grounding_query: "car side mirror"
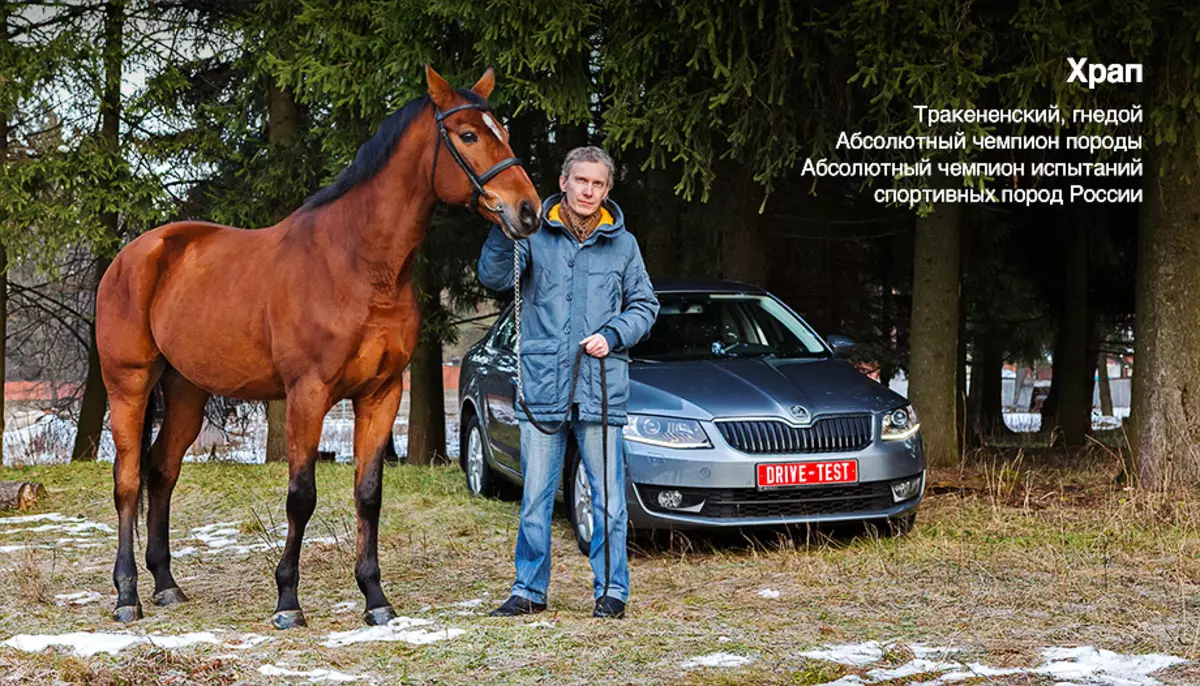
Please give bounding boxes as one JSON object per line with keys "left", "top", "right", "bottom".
{"left": 827, "top": 335, "right": 855, "bottom": 359}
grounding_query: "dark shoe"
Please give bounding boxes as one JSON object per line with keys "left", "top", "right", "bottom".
{"left": 489, "top": 595, "right": 546, "bottom": 617}
{"left": 593, "top": 596, "right": 626, "bottom": 618}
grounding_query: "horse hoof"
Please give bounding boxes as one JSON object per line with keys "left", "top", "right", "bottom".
{"left": 271, "top": 610, "right": 308, "bottom": 630}
{"left": 112, "top": 604, "right": 143, "bottom": 623}
{"left": 152, "top": 587, "right": 189, "bottom": 607}
{"left": 363, "top": 605, "right": 396, "bottom": 626}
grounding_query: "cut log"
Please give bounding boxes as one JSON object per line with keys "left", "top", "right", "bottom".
{"left": 0, "top": 481, "right": 46, "bottom": 511}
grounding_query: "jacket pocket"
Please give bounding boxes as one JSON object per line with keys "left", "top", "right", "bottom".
{"left": 601, "top": 355, "right": 630, "bottom": 406}
{"left": 517, "top": 338, "right": 560, "bottom": 406}
{"left": 587, "top": 267, "right": 622, "bottom": 330}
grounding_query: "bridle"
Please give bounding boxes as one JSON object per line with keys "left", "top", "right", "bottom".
{"left": 431, "top": 101, "right": 524, "bottom": 213}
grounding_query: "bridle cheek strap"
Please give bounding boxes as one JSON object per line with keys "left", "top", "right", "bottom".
{"left": 430, "top": 102, "right": 524, "bottom": 213}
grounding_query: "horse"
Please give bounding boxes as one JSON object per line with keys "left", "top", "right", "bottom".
{"left": 95, "top": 66, "right": 541, "bottom": 629}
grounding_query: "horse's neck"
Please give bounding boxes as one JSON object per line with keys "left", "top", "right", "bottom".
{"left": 309, "top": 123, "right": 439, "bottom": 290}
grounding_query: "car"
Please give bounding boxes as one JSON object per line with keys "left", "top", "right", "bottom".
{"left": 457, "top": 280, "right": 926, "bottom": 554}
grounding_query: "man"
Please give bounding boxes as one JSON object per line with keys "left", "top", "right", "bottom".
{"left": 477, "top": 146, "right": 659, "bottom": 619}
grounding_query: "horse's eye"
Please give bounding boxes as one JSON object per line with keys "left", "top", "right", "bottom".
{"left": 460, "top": 131, "right": 479, "bottom": 144}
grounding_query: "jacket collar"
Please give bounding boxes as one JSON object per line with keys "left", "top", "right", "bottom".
{"left": 541, "top": 193, "right": 625, "bottom": 241}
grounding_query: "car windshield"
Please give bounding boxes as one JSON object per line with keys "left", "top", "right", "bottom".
{"left": 631, "top": 293, "right": 830, "bottom": 361}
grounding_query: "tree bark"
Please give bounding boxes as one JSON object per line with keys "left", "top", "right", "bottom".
{"left": 0, "top": 2, "right": 8, "bottom": 465}
{"left": 1132, "top": 142, "right": 1200, "bottom": 488}
{"left": 72, "top": 0, "right": 124, "bottom": 462}
{"left": 640, "top": 164, "right": 681, "bottom": 279}
{"left": 1098, "top": 353, "right": 1114, "bottom": 417}
{"left": 0, "top": 482, "right": 45, "bottom": 511}
{"left": 263, "top": 74, "right": 302, "bottom": 463}
{"left": 907, "top": 204, "right": 961, "bottom": 467}
{"left": 1056, "top": 223, "right": 1091, "bottom": 446}
{"left": 406, "top": 255, "right": 445, "bottom": 466}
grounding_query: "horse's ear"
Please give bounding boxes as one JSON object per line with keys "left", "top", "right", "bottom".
{"left": 471, "top": 67, "right": 495, "bottom": 100}
{"left": 425, "top": 64, "right": 455, "bottom": 110}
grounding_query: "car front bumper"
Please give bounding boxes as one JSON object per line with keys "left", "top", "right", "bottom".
{"left": 621, "top": 425, "right": 926, "bottom": 531}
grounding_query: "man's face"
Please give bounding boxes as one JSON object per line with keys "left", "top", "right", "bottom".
{"left": 559, "top": 160, "right": 611, "bottom": 217}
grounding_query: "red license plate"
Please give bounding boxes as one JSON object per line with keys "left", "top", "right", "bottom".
{"left": 756, "top": 460, "right": 858, "bottom": 488}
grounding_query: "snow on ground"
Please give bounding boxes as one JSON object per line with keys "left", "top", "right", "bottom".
{"left": 802, "top": 641, "right": 1187, "bottom": 686}
{"left": 54, "top": 591, "right": 104, "bottom": 606}
{"left": 176, "top": 521, "right": 340, "bottom": 558}
{"left": 1004, "top": 407, "right": 1130, "bottom": 433}
{"left": 0, "top": 513, "right": 115, "bottom": 555}
{"left": 257, "top": 665, "right": 363, "bottom": 683}
{"left": 680, "top": 652, "right": 754, "bottom": 669}
{"left": 756, "top": 588, "right": 781, "bottom": 599}
{"left": 321, "top": 617, "right": 465, "bottom": 648}
{"left": 1, "top": 630, "right": 273, "bottom": 658}
{"left": 2, "top": 406, "right": 460, "bottom": 467}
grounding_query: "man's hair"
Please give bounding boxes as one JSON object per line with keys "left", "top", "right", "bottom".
{"left": 560, "top": 146, "right": 616, "bottom": 187}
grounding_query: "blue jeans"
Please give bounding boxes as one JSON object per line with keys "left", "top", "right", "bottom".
{"left": 510, "top": 410, "right": 629, "bottom": 604}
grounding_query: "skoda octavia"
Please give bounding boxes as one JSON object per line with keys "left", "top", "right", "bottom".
{"left": 458, "top": 281, "right": 926, "bottom": 553}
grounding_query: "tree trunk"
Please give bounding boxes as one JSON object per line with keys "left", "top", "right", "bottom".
{"left": 72, "top": 0, "right": 124, "bottom": 462}
{"left": 907, "top": 204, "right": 961, "bottom": 467}
{"left": 1056, "top": 223, "right": 1091, "bottom": 446}
{"left": 1098, "top": 353, "right": 1114, "bottom": 417}
{"left": 263, "top": 73, "right": 302, "bottom": 463}
{"left": 0, "top": 3, "right": 8, "bottom": 465}
{"left": 0, "top": 482, "right": 45, "bottom": 511}
{"left": 406, "top": 255, "right": 445, "bottom": 466}
{"left": 639, "top": 164, "right": 681, "bottom": 279}
{"left": 719, "top": 165, "right": 767, "bottom": 286}
{"left": 1132, "top": 141, "right": 1200, "bottom": 488}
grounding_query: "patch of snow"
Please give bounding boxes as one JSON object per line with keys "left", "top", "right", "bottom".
{"left": 802, "top": 641, "right": 1187, "bottom": 686}
{"left": 450, "top": 598, "right": 484, "bottom": 608}
{"left": 257, "top": 665, "right": 362, "bottom": 683}
{"left": 0, "top": 545, "right": 30, "bottom": 553}
{"left": 54, "top": 591, "right": 104, "bottom": 606}
{"left": 322, "top": 617, "right": 464, "bottom": 648}
{"left": 0, "top": 513, "right": 77, "bottom": 525}
{"left": 680, "top": 652, "right": 753, "bottom": 669}
{"left": 756, "top": 588, "right": 781, "bottom": 599}
{"left": 171, "top": 546, "right": 197, "bottom": 558}
{"left": 2, "top": 631, "right": 269, "bottom": 657}
{"left": 333, "top": 601, "right": 358, "bottom": 613}
{"left": 718, "top": 636, "right": 731, "bottom": 643}
{"left": 527, "top": 620, "right": 555, "bottom": 629}
{"left": 801, "top": 641, "right": 889, "bottom": 667}
{"left": 0, "top": 520, "right": 114, "bottom": 536}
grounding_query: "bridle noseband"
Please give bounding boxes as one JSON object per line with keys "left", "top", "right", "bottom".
{"left": 431, "top": 102, "right": 524, "bottom": 213}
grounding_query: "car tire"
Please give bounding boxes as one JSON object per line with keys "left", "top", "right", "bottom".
{"left": 565, "top": 451, "right": 593, "bottom": 556}
{"left": 461, "top": 414, "right": 496, "bottom": 498}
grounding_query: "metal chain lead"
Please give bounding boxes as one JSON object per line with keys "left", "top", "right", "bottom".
{"left": 513, "top": 240, "right": 523, "bottom": 404}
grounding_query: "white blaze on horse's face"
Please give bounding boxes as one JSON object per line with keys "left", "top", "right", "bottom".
{"left": 481, "top": 113, "right": 505, "bottom": 141}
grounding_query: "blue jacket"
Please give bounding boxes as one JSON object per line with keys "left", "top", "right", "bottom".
{"left": 477, "top": 194, "right": 659, "bottom": 426}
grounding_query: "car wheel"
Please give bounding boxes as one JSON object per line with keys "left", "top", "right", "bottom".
{"left": 461, "top": 415, "right": 495, "bottom": 498}
{"left": 566, "top": 452, "right": 593, "bottom": 556}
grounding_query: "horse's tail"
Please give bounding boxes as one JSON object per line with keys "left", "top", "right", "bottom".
{"left": 138, "top": 383, "right": 161, "bottom": 522}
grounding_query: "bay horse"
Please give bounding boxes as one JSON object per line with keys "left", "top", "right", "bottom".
{"left": 95, "top": 66, "right": 540, "bottom": 629}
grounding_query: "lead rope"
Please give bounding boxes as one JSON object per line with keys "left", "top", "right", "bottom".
{"left": 512, "top": 240, "right": 613, "bottom": 604}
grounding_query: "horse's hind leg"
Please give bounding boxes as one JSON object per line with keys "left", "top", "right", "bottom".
{"left": 272, "top": 380, "right": 332, "bottom": 630}
{"left": 103, "top": 362, "right": 163, "bottom": 623}
{"left": 146, "top": 369, "right": 210, "bottom": 606}
{"left": 352, "top": 382, "right": 404, "bottom": 626}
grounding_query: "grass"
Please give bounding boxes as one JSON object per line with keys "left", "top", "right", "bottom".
{"left": 0, "top": 450, "right": 1197, "bottom": 685}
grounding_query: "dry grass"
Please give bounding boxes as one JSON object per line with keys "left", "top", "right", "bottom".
{"left": 0, "top": 451, "right": 1197, "bottom": 685}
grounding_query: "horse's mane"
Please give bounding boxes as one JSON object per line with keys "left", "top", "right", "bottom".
{"left": 304, "top": 88, "right": 488, "bottom": 209}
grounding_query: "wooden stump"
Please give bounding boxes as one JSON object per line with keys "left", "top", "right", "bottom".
{"left": 0, "top": 481, "right": 45, "bottom": 511}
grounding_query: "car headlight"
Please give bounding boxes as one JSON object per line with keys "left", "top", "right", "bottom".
{"left": 623, "top": 415, "right": 711, "bottom": 449}
{"left": 881, "top": 405, "right": 920, "bottom": 441}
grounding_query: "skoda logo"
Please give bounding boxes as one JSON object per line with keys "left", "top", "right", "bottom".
{"left": 790, "top": 405, "right": 810, "bottom": 422}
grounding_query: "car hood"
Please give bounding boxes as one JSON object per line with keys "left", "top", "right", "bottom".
{"left": 629, "top": 357, "right": 906, "bottom": 421}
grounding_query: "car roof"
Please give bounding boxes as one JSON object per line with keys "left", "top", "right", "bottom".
{"left": 650, "top": 279, "right": 770, "bottom": 295}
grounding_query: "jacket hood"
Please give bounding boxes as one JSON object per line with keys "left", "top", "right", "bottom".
{"left": 628, "top": 357, "right": 907, "bottom": 421}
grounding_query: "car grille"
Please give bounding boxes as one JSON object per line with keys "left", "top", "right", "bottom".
{"left": 715, "top": 415, "right": 873, "bottom": 454}
{"left": 638, "top": 482, "right": 895, "bottom": 519}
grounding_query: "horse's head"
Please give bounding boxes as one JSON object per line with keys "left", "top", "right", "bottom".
{"left": 426, "top": 66, "right": 541, "bottom": 240}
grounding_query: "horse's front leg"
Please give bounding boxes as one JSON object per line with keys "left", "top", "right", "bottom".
{"left": 352, "top": 381, "right": 405, "bottom": 626}
{"left": 271, "top": 381, "right": 331, "bottom": 630}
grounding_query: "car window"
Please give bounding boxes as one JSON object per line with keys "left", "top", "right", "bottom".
{"left": 492, "top": 309, "right": 516, "bottom": 352}
{"left": 631, "top": 293, "right": 829, "bottom": 361}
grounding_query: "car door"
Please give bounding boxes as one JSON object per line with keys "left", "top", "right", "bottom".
{"left": 480, "top": 308, "right": 522, "bottom": 476}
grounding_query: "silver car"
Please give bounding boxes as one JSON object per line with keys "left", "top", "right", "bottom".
{"left": 458, "top": 281, "right": 926, "bottom": 553}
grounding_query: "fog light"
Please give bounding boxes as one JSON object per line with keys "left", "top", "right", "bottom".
{"left": 891, "top": 474, "right": 924, "bottom": 503}
{"left": 657, "top": 489, "right": 684, "bottom": 509}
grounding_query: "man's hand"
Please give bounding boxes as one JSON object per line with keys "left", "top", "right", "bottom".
{"left": 580, "top": 333, "right": 610, "bottom": 358}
